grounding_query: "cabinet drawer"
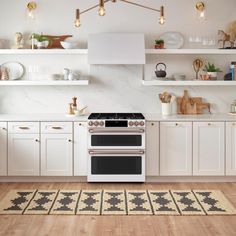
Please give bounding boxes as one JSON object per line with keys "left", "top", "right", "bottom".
{"left": 41, "top": 122, "right": 72, "bottom": 133}
{"left": 8, "top": 122, "right": 39, "bottom": 133}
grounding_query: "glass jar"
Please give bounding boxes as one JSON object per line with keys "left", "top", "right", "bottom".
{"left": 230, "top": 100, "right": 236, "bottom": 113}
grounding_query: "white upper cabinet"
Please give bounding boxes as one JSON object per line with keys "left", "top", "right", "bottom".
{"left": 146, "top": 121, "right": 159, "bottom": 176}
{"left": 0, "top": 122, "right": 7, "bottom": 176}
{"left": 160, "top": 122, "right": 192, "bottom": 176}
{"left": 226, "top": 122, "right": 236, "bottom": 176}
{"left": 193, "top": 122, "right": 225, "bottom": 176}
{"left": 88, "top": 33, "right": 145, "bottom": 64}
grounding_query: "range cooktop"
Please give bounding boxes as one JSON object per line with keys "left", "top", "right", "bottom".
{"left": 88, "top": 113, "right": 145, "bottom": 120}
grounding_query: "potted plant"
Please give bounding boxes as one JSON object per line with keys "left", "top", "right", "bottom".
{"left": 155, "top": 39, "right": 165, "bottom": 49}
{"left": 203, "top": 62, "right": 222, "bottom": 79}
{"left": 31, "top": 33, "right": 50, "bottom": 49}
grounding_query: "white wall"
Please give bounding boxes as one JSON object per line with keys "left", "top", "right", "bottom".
{"left": 0, "top": 0, "right": 236, "bottom": 114}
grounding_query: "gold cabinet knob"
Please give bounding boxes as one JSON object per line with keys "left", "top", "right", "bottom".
{"left": 35, "top": 139, "right": 40, "bottom": 142}
{"left": 175, "top": 123, "right": 178, "bottom": 126}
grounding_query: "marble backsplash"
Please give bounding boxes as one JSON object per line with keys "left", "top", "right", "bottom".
{"left": 0, "top": 64, "right": 235, "bottom": 114}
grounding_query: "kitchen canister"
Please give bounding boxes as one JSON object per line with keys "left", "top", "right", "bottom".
{"left": 161, "top": 103, "right": 171, "bottom": 115}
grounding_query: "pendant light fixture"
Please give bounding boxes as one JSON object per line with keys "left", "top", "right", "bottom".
{"left": 74, "top": 0, "right": 165, "bottom": 28}
{"left": 27, "top": 1, "right": 37, "bottom": 19}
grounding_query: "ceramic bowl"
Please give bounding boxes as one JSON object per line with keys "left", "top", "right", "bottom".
{"left": 60, "top": 41, "right": 77, "bottom": 49}
{"left": 173, "top": 73, "right": 186, "bottom": 80}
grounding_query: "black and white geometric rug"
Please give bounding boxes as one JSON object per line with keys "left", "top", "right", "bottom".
{"left": 0, "top": 190, "right": 235, "bottom": 215}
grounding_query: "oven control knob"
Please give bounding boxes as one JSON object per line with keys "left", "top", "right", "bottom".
{"left": 100, "top": 121, "right": 104, "bottom": 126}
{"left": 140, "top": 121, "right": 145, "bottom": 126}
{"left": 129, "top": 121, "right": 134, "bottom": 126}
{"left": 88, "top": 121, "right": 94, "bottom": 126}
{"left": 134, "top": 121, "right": 139, "bottom": 126}
{"left": 94, "top": 121, "right": 99, "bottom": 126}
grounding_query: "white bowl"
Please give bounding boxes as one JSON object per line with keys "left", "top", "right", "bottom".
{"left": 60, "top": 41, "right": 77, "bottom": 49}
{"left": 173, "top": 73, "right": 186, "bottom": 80}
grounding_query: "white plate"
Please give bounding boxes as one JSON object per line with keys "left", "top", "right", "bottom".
{"left": 159, "top": 32, "right": 184, "bottom": 49}
{"left": 1, "top": 62, "right": 25, "bottom": 80}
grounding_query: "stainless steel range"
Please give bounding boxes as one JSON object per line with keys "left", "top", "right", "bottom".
{"left": 87, "top": 113, "right": 145, "bottom": 182}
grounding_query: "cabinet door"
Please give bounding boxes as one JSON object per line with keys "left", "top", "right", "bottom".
{"left": 41, "top": 134, "right": 73, "bottom": 176}
{"left": 8, "top": 134, "right": 40, "bottom": 176}
{"left": 146, "top": 121, "right": 159, "bottom": 176}
{"left": 193, "top": 122, "right": 225, "bottom": 176}
{"left": 74, "top": 122, "right": 88, "bottom": 176}
{"left": 0, "top": 122, "right": 7, "bottom": 176}
{"left": 160, "top": 122, "right": 192, "bottom": 176}
{"left": 226, "top": 122, "right": 236, "bottom": 175}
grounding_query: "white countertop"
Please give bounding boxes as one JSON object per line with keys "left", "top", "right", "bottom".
{"left": 144, "top": 113, "right": 236, "bottom": 121}
{"left": 0, "top": 113, "right": 235, "bottom": 122}
{"left": 0, "top": 114, "right": 89, "bottom": 122}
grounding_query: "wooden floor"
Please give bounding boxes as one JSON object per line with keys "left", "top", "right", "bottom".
{"left": 0, "top": 182, "right": 236, "bottom": 236}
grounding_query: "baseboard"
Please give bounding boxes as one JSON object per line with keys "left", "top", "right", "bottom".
{"left": 0, "top": 176, "right": 236, "bottom": 183}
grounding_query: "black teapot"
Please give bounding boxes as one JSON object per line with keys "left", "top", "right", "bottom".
{"left": 155, "top": 63, "right": 167, "bottom": 78}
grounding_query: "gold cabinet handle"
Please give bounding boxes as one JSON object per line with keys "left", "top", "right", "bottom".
{"left": 1, "top": 127, "right": 7, "bottom": 131}
{"left": 52, "top": 127, "right": 63, "bottom": 130}
{"left": 151, "top": 123, "right": 154, "bottom": 126}
{"left": 208, "top": 123, "right": 211, "bottom": 126}
{"left": 175, "top": 123, "right": 178, "bottom": 126}
{"left": 19, "top": 127, "right": 30, "bottom": 130}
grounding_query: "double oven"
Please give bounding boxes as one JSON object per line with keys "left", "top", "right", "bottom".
{"left": 87, "top": 113, "right": 145, "bottom": 182}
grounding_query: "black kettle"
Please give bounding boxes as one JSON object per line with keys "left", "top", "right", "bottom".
{"left": 155, "top": 63, "right": 167, "bottom": 78}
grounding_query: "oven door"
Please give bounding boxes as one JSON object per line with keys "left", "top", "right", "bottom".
{"left": 88, "top": 128, "right": 145, "bottom": 149}
{"left": 87, "top": 149, "right": 145, "bottom": 182}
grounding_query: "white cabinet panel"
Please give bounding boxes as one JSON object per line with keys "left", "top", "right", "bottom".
{"left": 146, "top": 121, "right": 159, "bottom": 176}
{"left": 160, "top": 122, "right": 192, "bottom": 176}
{"left": 8, "top": 133, "right": 40, "bottom": 176}
{"left": 41, "top": 134, "right": 73, "bottom": 176}
{"left": 193, "top": 122, "right": 225, "bottom": 176}
{"left": 0, "top": 122, "right": 7, "bottom": 176}
{"left": 74, "top": 122, "right": 88, "bottom": 176}
{"left": 226, "top": 122, "right": 236, "bottom": 175}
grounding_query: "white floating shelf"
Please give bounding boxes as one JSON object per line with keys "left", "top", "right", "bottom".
{"left": 0, "top": 49, "right": 88, "bottom": 55}
{"left": 0, "top": 80, "right": 89, "bottom": 86}
{"left": 145, "top": 49, "right": 236, "bottom": 55}
{"left": 142, "top": 80, "right": 236, "bottom": 86}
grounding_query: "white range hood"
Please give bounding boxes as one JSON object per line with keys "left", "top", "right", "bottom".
{"left": 88, "top": 33, "right": 145, "bottom": 65}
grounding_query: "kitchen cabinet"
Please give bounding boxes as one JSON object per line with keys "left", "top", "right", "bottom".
{"left": 8, "top": 122, "right": 40, "bottom": 176}
{"left": 146, "top": 121, "right": 159, "bottom": 176}
{"left": 74, "top": 122, "right": 88, "bottom": 176}
{"left": 160, "top": 122, "right": 192, "bottom": 176}
{"left": 0, "top": 122, "right": 7, "bottom": 176}
{"left": 193, "top": 122, "right": 225, "bottom": 176}
{"left": 41, "top": 122, "right": 73, "bottom": 176}
{"left": 226, "top": 122, "right": 236, "bottom": 175}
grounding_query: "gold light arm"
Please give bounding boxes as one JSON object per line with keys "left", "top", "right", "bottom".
{"left": 119, "top": 0, "right": 161, "bottom": 12}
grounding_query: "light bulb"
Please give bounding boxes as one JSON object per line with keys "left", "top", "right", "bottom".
{"left": 159, "top": 16, "right": 165, "bottom": 25}
{"left": 74, "top": 19, "right": 81, "bottom": 27}
{"left": 98, "top": 7, "right": 105, "bottom": 16}
{"left": 28, "top": 10, "right": 35, "bottom": 19}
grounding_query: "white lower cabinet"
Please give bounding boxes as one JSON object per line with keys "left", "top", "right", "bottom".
{"left": 226, "top": 122, "right": 236, "bottom": 175}
{"left": 146, "top": 121, "right": 159, "bottom": 176}
{"left": 8, "top": 133, "right": 40, "bottom": 176}
{"left": 193, "top": 122, "right": 225, "bottom": 176}
{"left": 160, "top": 122, "right": 192, "bottom": 176}
{"left": 0, "top": 122, "right": 7, "bottom": 176}
{"left": 41, "top": 133, "right": 73, "bottom": 176}
{"left": 74, "top": 122, "right": 88, "bottom": 176}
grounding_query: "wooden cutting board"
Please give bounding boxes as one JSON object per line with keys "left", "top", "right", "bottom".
{"left": 177, "top": 90, "right": 211, "bottom": 114}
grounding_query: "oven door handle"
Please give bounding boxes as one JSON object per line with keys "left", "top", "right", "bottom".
{"left": 89, "top": 150, "right": 145, "bottom": 155}
{"left": 88, "top": 128, "right": 145, "bottom": 133}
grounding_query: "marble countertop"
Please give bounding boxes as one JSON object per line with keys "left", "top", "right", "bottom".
{"left": 144, "top": 113, "right": 236, "bottom": 121}
{"left": 0, "top": 113, "right": 235, "bottom": 122}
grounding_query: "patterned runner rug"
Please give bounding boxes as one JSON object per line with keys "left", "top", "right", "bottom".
{"left": 0, "top": 190, "right": 235, "bottom": 215}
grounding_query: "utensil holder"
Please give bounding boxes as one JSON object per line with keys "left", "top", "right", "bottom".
{"left": 162, "top": 103, "right": 171, "bottom": 115}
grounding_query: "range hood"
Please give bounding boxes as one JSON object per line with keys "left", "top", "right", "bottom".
{"left": 88, "top": 33, "right": 145, "bottom": 65}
